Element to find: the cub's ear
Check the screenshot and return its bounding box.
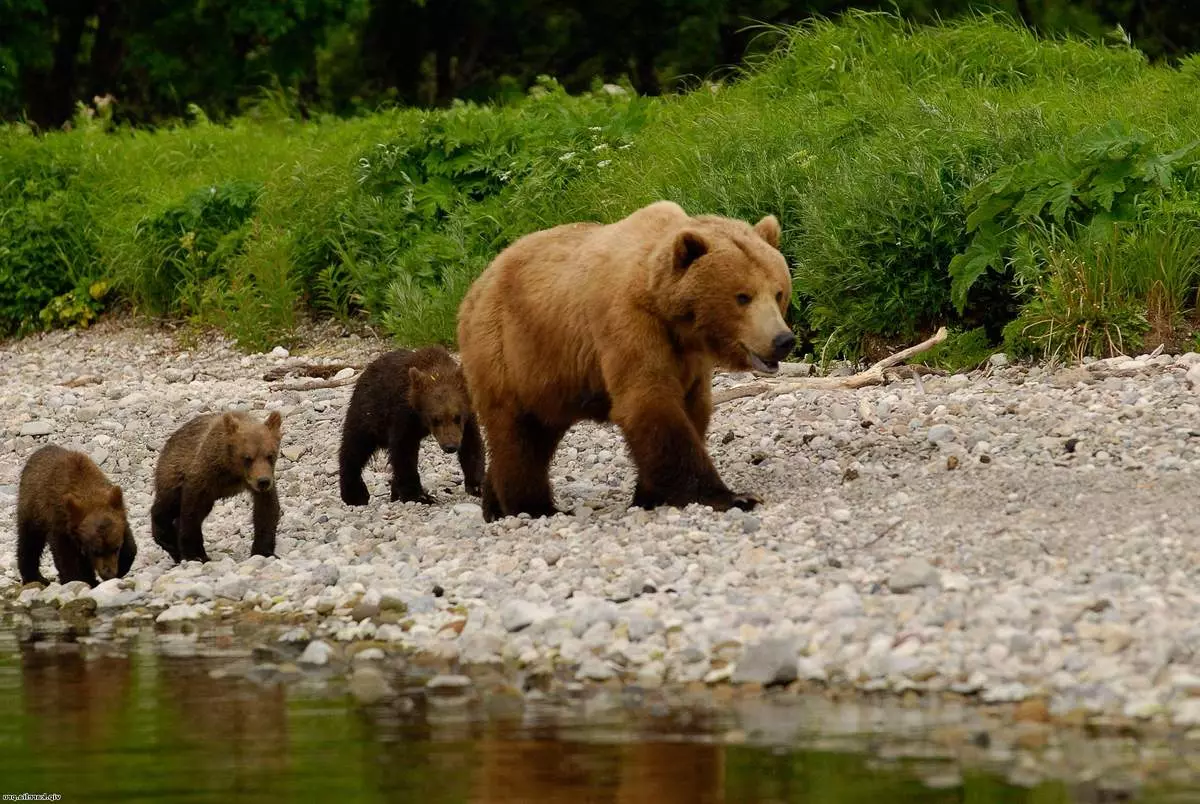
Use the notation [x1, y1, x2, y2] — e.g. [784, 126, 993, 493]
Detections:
[265, 410, 283, 435]
[108, 485, 124, 509]
[753, 215, 781, 249]
[222, 412, 240, 435]
[64, 494, 83, 524]
[408, 367, 428, 391]
[673, 230, 708, 273]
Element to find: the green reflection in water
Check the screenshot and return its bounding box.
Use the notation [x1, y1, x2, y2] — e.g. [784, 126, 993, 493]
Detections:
[0, 641, 1188, 803]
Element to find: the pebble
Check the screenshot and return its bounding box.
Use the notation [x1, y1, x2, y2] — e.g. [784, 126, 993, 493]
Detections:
[732, 639, 798, 686]
[298, 640, 334, 666]
[19, 420, 54, 437]
[888, 558, 940, 593]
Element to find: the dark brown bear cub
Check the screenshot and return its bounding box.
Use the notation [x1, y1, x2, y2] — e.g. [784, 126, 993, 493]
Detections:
[17, 445, 137, 587]
[151, 410, 283, 563]
[339, 346, 484, 506]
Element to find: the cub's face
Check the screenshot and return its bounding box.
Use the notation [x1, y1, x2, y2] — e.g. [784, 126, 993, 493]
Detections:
[225, 411, 283, 493]
[409, 368, 471, 454]
[660, 214, 796, 373]
[67, 486, 128, 581]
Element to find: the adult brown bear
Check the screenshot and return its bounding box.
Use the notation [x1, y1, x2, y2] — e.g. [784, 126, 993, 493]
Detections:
[457, 200, 794, 522]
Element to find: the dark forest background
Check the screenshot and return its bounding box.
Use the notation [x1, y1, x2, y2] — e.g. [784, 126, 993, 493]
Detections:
[3, 0, 1199, 127]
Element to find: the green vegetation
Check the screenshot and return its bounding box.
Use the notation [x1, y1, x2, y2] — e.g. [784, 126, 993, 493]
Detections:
[5, 13, 1200, 361]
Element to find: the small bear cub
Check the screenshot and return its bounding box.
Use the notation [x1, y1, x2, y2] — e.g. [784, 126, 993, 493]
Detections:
[339, 346, 484, 506]
[17, 445, 137, 587]
[152, 410, 283, 563]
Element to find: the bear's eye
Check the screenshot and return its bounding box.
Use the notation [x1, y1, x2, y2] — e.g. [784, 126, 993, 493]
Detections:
[243, 455, 253, 467]
[775, 291, 784, 303]
[267, 453, 277, 464]
[452, 414, 462, 425]
[736, 293, 752, 306]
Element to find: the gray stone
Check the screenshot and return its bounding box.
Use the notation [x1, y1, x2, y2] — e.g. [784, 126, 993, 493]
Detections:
[731, 639, 798, 686]
[19, 421, 54, 437]
[926, 424, 957, 444]
[348, 666, 393, 704]
[889, 558, 941, 593]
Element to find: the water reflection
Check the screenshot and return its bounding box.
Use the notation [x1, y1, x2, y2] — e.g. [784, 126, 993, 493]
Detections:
[0, 634, 1187, 803]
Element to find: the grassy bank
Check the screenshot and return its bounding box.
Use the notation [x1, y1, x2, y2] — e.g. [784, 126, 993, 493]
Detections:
[4, 12, 1200, 363]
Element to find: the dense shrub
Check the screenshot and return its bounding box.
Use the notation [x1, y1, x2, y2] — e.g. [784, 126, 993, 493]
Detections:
[5, 13, 1200, 362]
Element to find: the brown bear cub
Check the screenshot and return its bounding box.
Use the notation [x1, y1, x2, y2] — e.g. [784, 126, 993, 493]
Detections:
[151, 410, 283, 563]
[16, 445, 137, 587]
[457, 200, 794, 522]
[339, 346, 485, 506]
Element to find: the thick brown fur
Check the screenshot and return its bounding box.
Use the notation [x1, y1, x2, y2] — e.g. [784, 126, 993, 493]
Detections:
[16, 445, 137, 586]
[457, 200, 794, 522]
[339, 346, 485, 506]
[151, 410, 283, 563]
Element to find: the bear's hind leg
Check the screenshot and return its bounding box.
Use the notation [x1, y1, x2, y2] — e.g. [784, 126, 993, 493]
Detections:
[177, 485, 214, 563]
[16, 518, 50, 585]
[481, 411, 566, 521]
[151, 487, 183, 563]
[338, 420, 375, 506]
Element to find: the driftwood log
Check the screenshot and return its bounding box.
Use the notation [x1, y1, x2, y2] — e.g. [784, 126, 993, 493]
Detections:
[713, 327, 950, 406]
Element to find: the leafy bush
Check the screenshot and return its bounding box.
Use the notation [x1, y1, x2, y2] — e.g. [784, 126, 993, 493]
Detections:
[7, 13, 1200, 359]
[0, 133, 96, 334]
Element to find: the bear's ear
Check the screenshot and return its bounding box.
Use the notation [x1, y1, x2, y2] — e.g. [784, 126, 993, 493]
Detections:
[408, 367, 427, 391]
[753, 215, 781, 249]
[265, 410, 283, 436]
[108, 485, 124, 510]
[673, 230, 708, 273]
[64, 494, 83, 524]
[223, 412, 240, 435]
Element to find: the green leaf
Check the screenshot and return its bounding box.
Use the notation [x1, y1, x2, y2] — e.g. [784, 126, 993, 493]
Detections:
[949, 228, 1004, 314]
[965, 193, 1014, 232]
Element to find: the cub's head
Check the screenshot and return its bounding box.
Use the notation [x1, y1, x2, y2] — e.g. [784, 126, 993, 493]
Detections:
[66, 486, 128, 581]
[225, 411, 282, 493]
[652, 213, 795, 373]
[408, 366, 472, 454]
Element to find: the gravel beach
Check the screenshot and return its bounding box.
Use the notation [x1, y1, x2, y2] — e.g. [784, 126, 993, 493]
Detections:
[4, 322, 1200, 729]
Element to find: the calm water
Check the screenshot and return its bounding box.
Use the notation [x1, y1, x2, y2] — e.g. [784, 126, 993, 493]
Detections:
[0, 634, 1195, 803]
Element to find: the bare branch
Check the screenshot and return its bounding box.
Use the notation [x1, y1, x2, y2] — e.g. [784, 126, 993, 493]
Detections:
[713, 327, 949, 406]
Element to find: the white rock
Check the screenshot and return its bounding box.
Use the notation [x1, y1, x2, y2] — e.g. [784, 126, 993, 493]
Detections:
[298, 640, 334, 665]
[500, 599, 553, 633]
[156, 603, 208, 623]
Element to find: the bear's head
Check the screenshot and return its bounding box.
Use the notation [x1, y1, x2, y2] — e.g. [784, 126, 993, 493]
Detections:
[408, 367, 471, 454]
[66, 486, 128, 581]
[652, 213, 795, 373]
[225, 411, 282, 493]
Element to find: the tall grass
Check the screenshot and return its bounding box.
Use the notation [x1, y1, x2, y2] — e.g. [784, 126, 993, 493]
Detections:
[5, 12, 1200, 360]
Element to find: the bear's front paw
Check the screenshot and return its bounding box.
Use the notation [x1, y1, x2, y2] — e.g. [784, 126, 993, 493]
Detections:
[730, 492, 762, 511]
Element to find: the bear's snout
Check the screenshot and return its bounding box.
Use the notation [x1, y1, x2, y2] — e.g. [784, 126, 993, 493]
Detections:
[253, 476, 274, 492]
[771, 331, 796, 360]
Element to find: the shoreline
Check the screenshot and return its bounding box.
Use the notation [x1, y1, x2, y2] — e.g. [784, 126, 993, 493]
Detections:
[4, 319, 1200, 745]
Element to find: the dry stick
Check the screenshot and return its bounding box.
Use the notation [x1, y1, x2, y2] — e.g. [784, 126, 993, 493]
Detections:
[270, 376, 359, 392]
[261, 362, 361, 382]
[712, 327, 949, 406]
